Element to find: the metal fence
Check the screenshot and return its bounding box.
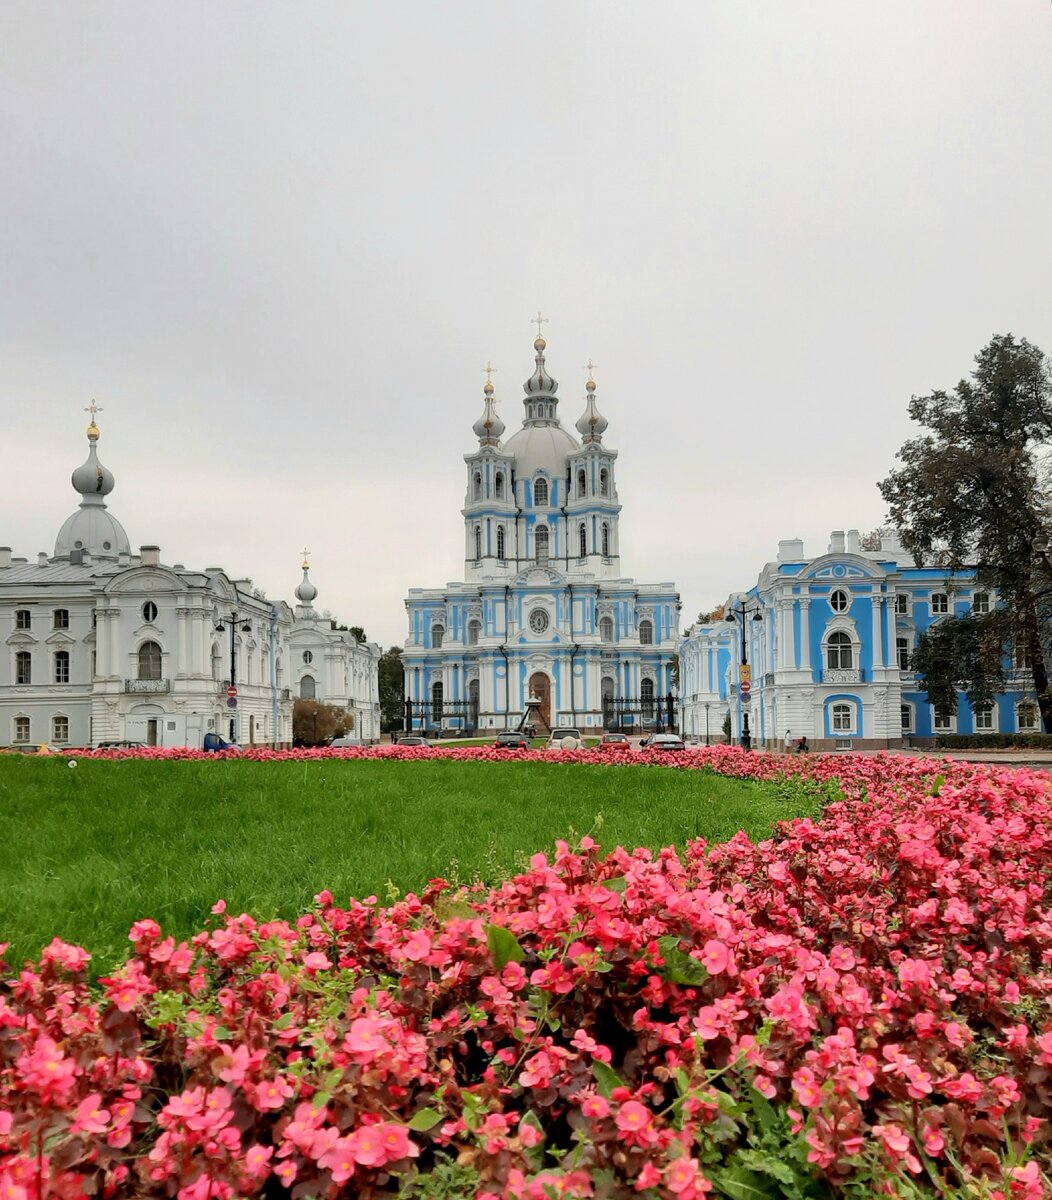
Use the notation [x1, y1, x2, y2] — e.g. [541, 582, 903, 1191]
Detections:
[602, 693, 678, 733]
[404, 699, 479, 735]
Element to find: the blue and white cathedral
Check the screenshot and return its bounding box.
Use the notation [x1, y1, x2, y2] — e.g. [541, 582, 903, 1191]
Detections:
[403, 330, 681, 733]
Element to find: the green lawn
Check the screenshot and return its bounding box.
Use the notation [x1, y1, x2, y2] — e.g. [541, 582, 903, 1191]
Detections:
[0, 756, 807, 972]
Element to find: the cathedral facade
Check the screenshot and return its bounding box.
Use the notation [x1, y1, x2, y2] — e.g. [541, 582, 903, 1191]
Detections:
[1, 413, 380, 749]
[403, 332, 680, 733]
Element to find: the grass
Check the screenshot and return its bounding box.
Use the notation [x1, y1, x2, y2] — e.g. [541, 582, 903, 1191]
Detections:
[0, 756, 811, 972]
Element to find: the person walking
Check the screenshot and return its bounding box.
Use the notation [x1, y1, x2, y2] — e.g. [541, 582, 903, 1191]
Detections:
[783, 729, 793, 754]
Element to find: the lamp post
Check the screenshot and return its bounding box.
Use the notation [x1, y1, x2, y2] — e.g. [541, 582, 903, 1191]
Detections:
[704, 700, 711, 746]
[214, 610, 252, 743]
[725, 600, 764, 750]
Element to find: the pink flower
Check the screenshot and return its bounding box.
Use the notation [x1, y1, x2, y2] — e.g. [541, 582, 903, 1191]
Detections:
[303, 951, 332, 971]
[403, 930, 432, 962]
[579, 1092, 609, 1119]
[72, 1093, 111, 1135]
[615, 1100, 652, 1133]
[700, 939, 730, 975]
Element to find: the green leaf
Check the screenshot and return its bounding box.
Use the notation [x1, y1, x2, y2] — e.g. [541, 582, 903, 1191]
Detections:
[408, 1107, 443, 1132]
[212, 1026, 233, 1041]
[711, 1164, 780, 1200]
[657, 936, 710, 986]
[673, 1068, 690, 1097]
[593, 1060, 627, 1098]
[747, 1086, 779, 1136]
[599, 876, 627, 893]
[485, 924, 526, 969]
[735, 1150, 797, 1188]
[273, 1012, 296, 1031]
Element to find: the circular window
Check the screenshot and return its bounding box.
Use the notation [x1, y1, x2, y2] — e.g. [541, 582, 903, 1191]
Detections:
[103, 541, 112, 551]
[141, 601, 158, 623]
[830, 589, 849, 612]
[74, 540, 83, 549]
[302, 650, 314, 664]
[529, 609, 550, 634]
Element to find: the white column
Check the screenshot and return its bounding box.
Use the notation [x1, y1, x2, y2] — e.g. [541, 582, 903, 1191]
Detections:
[177, 609, 188, 676]
[799, 599, 812, 672]
[108, 611, 121, 679]
[871, 597, 881, 675]
[95, 609, 109, 680]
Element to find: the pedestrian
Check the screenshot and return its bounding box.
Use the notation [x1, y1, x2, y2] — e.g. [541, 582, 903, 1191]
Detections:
[783, 729, 793, 753]
[797, 735, 809, 753]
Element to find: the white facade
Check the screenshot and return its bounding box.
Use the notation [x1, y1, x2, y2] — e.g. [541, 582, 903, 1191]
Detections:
[1, 418, 379, 748]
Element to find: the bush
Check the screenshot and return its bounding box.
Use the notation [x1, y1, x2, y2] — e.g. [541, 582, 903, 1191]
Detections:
[934, 732, 1052, 749]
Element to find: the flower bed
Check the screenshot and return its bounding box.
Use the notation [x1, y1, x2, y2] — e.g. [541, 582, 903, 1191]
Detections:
[1, 750, 1051, 1198]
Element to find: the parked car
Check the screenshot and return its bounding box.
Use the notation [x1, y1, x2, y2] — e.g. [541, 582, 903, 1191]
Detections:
[547, 726, 584, 751]
[493, 731, 531, 751]
[395, 735, 431, 747]
[596, 733, 631, 754]
[202, 733, 240, 753]
[329, 735, 364, 748]
[641, 733, 686, 753]
[97, 740, 148, 751]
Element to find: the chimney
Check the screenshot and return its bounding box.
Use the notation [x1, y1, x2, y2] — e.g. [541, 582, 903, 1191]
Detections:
[82, 550, 92, 566]
[37, 552, 48, 567]
[140, 545, 160, 567]
[118, 550, 130, 567]
[828, 530, 846, 554]
[0, 547, 10, 569]
[777, 538, 805, 563]
[846, 529, 861, 554]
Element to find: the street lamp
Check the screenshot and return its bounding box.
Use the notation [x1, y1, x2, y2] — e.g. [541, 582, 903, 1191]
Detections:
[725, 600, 764, 750]
[704, 700, 711, 746]
[214, 610, 252, 742]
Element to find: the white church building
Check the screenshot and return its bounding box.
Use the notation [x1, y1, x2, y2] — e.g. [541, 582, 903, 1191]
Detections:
[403, 329, 681, 734]
[1, 410, 380, 749]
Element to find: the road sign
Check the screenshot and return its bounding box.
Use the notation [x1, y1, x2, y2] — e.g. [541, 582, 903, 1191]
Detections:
[740, 680, 751, 696]
[741, 692, 751, 705]
[227, 685, 238, 698]
[226, 697, 238, 709]
[740, 664, 752, 684]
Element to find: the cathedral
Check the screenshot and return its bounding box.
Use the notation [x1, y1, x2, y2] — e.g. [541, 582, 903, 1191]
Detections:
[403, 329, 681, 733]
[0, 410, 380, 749]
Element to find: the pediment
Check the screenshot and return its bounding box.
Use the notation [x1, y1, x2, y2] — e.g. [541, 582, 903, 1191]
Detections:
[800, 553, 887, 582]
[44, 631, 76, 646]
[5, 631, 38, 646]
[514, 566, 566, 587]
[105, 566, 188, 595]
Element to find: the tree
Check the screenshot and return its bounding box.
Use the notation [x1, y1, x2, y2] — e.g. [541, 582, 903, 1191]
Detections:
[348, 626, 367, 644]
[879, 334, 1052, 730]
[669, 653, 680, 691]
[378, 646, 405, 732]
[292, 699, 353, 746]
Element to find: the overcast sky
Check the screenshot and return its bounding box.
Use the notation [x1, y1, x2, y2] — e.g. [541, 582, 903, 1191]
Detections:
[2, 2, 1050, 647]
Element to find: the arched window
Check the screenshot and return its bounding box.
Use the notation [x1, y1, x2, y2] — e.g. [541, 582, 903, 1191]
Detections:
[535, 526, 549, 563]
[300, 675, 316, 700]
[474, 525, 482, 560]
[467, 619, 481, 646]
[831, 702, 855, 733]
[496, 525, 506, 560]
[15, 651, 31, 685]
[973, 703, 995, 730]
[138, 640, 162, 680]
[601, 522, 610, 557]
[601, 676, 615, 718]
[468, 678, 479, 719]
[52, 715, 69, 743]
[1015, 641, 1033, 670]
[641, 677, 655, 718]
[599, 616, 614, 643]
[577, 468, 586, 497]
[431, 681, 443, 722]
[930, 592, 948, 615]
[900, 703, 914, 733]
[599, 468, 609, 497]
[1018, 700, 1040, 731]
[972, 592, 990, 614]
[54, 651, 70, 684]
[53, 609, 70, 629]
[473, 472, 482, 501]
[534, 477, 549, 507]
[578, 523, 587, 558]
[495, 472, 505, 499]
[432, 625, 444, 650]
[14, 716, 30, 743]
[639, 619, 654, 645]
[826, 631, 852, 669]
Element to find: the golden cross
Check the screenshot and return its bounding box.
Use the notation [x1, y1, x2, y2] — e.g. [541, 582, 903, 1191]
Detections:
[301, 546, 311, 570]
[583, 359, 599, 381]
[84, 400, 103, 419]
[532, 311, 549, 337]
[481, 361, 497, 384]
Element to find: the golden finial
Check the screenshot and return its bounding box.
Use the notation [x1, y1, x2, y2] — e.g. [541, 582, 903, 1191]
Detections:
[301, 546, 311, 571]
[532, 310, 548, 351]
[583, 359, 599, 389]
[482, 361, 497, 395]
[84, 399, 103, 440]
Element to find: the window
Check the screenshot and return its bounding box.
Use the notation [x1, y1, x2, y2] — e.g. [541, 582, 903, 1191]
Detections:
[535, 526, 549, 563]
[529, 609, 550, 634]
[896, 637, 910, 671]
[639, 619, 654, 645]
[641, 677, 655, 718]
[15, 651, 31, 685]
[54, 651, 70, 684]
[933, 706, 955, 732]
[599, 468, 609, 497]
[53, 609, 70, 629]
[496, 525, 506, 560]
[1018, 701, 1040, 732]
[432, 625, 444, 649]
[91, 609, 97, 628]
[930, 593, 948, 615]
[974, 703, 994, 731]
[534, 477, 549, 507]
[474, 525, 482, 561]
[142, 601, 158, 623]
[52, 715, 69, 743]
[300, 675, 316, 700]
[578, 523, 587, 558]
[473, 472, 482, 501]
[302, 651, 313, 664]
[600, 616, 614, 643]
[826, 631, 853, 669]
[829, 589, 849, 613]
[601, 522, 610, 557]
[15, 609, 30, 631]
[895, 594, 910, 616]
[577, 468, 586, 497]
[1015, 642, 1033, 670]
[900, 704, 914, 733]
[431, 681, 443, 722]
[137, 640, 162, 681]
[495, 472, 504, 499]
[14, 716, 30, 743]
[831, 702, 855, 733]
[467, 619, 481, 646]
[972, 592, 990, 614]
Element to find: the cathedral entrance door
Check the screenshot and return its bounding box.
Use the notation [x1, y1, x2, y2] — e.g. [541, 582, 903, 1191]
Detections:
[528, 672, 552, 733]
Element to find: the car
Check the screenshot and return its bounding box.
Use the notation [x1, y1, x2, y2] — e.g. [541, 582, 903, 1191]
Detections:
[96, 740, 148, 751]
[395, 735, 431, 747]
[597, 733, 631, 753]
[493, 731, 531, 750]
[641, 733, 686, 752]
[329, 735, 364, 748]
[202, 733, 240, 753]
[547, 726, 584, 751]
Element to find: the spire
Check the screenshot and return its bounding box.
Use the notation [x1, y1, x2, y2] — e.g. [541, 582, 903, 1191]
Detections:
[295, 547, 318, 608]
[575, 362, 608, 443]
[472, 363, 505, 445]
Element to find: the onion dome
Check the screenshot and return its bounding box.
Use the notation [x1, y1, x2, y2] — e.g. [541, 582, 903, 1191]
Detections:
[472, 378, 505, 445]
[523, 336, 559, 398]
[54, 410, 131, 559]
[295, 554, 318, 606]
[575, 375, 609, 444]
[71, 414, 115, 497]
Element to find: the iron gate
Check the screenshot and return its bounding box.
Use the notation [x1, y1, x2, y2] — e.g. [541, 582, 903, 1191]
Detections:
[603, 693, 678, 733]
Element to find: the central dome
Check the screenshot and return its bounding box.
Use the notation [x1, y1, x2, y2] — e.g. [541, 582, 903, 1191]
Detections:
[502, 422, 580, 477]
